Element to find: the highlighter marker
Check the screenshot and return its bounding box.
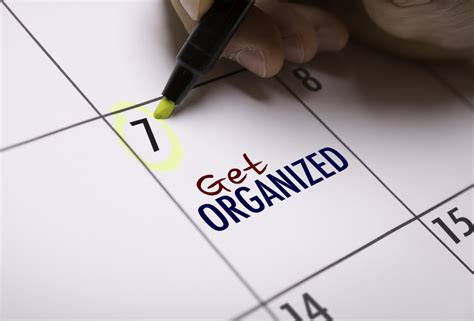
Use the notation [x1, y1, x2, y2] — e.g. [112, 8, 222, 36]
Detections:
[154, 0, 254, 119]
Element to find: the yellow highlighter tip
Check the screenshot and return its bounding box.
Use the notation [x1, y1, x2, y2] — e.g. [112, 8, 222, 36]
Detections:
[154, 97, 176, 119]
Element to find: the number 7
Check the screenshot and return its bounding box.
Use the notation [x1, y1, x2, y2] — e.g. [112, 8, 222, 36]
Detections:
[130, 118, 160, 152]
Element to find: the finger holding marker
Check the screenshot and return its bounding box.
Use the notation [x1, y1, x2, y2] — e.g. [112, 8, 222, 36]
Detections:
[157, 0, 347, 119]
[171, 0, 214, 29]
[221, 8, 284, 78]
[171, 0, 214, 23]
[171, 0, 349, 77]
[359, 0, 474, 60]
[156, 0, 256, 119]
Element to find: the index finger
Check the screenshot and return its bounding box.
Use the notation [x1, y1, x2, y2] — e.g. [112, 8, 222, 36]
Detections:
[172, 0, 215, 32]
[181, 0, 214, 20]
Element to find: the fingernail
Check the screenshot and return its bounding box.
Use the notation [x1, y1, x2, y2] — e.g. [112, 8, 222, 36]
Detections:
[317, 28, 347, 52]
[180, 0, 200, 20]
[391, 0, 431, 7]
[234, 49, 266, 77]
[282, 35, 304, 63]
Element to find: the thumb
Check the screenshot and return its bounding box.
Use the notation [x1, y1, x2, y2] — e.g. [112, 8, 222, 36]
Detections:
[179, 0, 214, 21]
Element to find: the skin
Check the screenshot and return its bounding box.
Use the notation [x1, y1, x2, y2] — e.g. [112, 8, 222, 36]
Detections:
[172, 0, 474, 77]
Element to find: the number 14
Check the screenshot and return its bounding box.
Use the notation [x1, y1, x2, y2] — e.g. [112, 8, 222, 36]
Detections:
[280, 293, 333, 320]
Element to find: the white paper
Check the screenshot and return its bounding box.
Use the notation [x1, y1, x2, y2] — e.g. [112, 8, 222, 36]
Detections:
[1, 1, 472, 320]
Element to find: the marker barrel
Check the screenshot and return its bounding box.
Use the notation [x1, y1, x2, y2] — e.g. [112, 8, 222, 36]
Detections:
[162, 0, 254, 105]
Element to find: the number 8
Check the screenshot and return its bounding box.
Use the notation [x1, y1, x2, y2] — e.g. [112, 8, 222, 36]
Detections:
[293, 67, 322, 92]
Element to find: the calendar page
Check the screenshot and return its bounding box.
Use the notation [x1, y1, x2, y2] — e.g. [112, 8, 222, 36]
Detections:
[1, 1, 472, 320]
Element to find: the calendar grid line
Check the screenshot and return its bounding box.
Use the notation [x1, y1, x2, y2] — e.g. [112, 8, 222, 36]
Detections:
[233, 184, 473, 320]
[275, 77, 416, 215]
[102, 96, 163, 117]
[411, 208, 472, 273]
[423, 65, 474, 111]
[2, 3, 278, 319]
[2, 2, 101, 116]
[0, 96, 164, 152]
[0, 115, 102, 152]
[194, 68, 245, 88]
[100, 110, 279, 321]
[0, 69, 245, 153]
[276, 75, 472, 273]
[3, 2, 471, 320]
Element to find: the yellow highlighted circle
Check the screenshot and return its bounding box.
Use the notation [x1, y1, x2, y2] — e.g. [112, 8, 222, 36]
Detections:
[111, 101, 183, 172]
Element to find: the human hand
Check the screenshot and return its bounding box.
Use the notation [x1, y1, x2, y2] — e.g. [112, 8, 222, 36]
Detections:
[171, 0, 349, 78]
[171, 0, 474, 78]
[332, 0, 474, 61]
